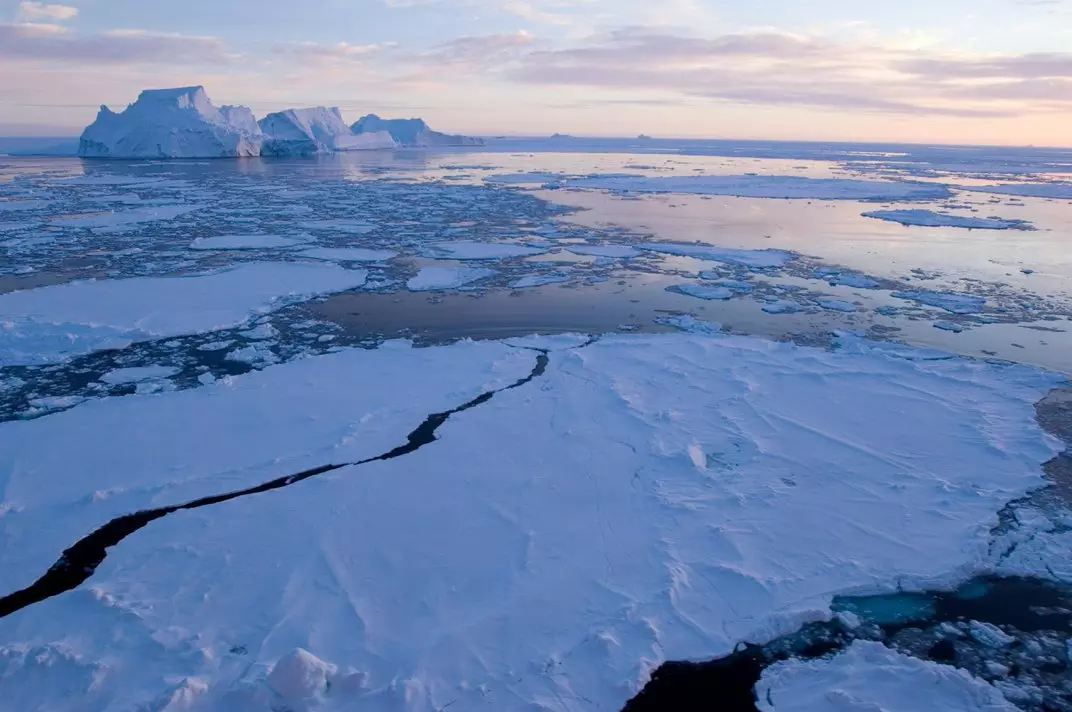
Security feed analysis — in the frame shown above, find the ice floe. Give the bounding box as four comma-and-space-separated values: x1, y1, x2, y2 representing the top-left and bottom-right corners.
565, 174, 953, 201
863, 209, 1033, 230
757, 641, 1017, 712
189, 234, 311, 250
298, 247, 397, 262
639, 242, 793, 268
892, 290, 987, 314
406, 266, 496, 291
426, 241, 547, 260
0, 332, 1060, 711
0, 263, 368, 365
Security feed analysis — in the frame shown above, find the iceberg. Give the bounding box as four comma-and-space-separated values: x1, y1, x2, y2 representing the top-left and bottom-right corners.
259, 107, 396, 156
78, 86, 263, 159
351, 114, 484, 147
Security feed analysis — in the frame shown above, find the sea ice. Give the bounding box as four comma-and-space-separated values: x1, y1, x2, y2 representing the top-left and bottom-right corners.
566, 174, 953, 201
189, 234, 311, 250
298, 248, 397, 262
639, 242, 793, 268
297, 220, 377, 235
763, 299, 808, 314
817, 298, 858, 312
757, 641, 1016, 712
406, 266, 496, 291
99, 366, 179, 385
510, 274, 571, 288
0, 332, 1060, 712
863, 209, 1033, 230
0, 263, 368, 365
427, 242, 547, 260
668, 283, 735, 300
566, 245, 642, 259
51, 205, 201, 229
963, 183, 1072, 200
892, 290, 987, 314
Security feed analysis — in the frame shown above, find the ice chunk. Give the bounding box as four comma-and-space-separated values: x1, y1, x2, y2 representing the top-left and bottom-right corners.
639, 242, 793, 268
0, 263, 368, 365
863, 209, 1033, 230
763, 299, 807, 314
351, 114, 483, 147
428, 242, 547, 260
818, 298, 857, 312
406, 266, 496, 291
266, 648, 337, 704
100, 366, 178, 385
969, 621, 1016, 647
668, 283, 734, 300
510, 274, 571, 289
189, 234, 310, 250
757, 641, 1017, 712
78, 86, 264, 159
892, 290, 986, 314
52, 205, 201, 229
298, 247, 396, 262
259, 107, 396, 156
566, 245, 642, 259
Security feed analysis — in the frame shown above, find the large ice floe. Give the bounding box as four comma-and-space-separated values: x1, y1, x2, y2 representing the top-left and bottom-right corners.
0, 331, 1061, 711
259, 107, 396, 156
351, 114, 484, 147
78, 86, 264, 159
757, 641, 1018, 712
862, 209, 1034, 230
523, 174, 954, 201
0, 263, 368, 365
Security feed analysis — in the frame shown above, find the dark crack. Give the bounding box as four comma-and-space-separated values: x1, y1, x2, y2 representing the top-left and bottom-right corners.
0, 350, 550, 619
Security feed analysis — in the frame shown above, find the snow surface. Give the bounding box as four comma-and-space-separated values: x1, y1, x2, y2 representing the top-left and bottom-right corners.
639, 242, 792, 268
298, 247, 397, 262
259, 107, 396, 156
351, 114, 483, 147
78, 86, 264, 159
0, 263, 368, 365
757, 641, 1017, 712
406, 266, 496, 291
189, 234, 311, 250
428, 241, 547, 260
863, 209, 1033, 230
565, 174, 953, 200
0, 332, 1060, 712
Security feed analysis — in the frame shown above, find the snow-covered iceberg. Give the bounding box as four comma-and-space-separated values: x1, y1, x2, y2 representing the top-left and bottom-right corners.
259, 107, 396, 156
351, 114, 484, 147
78, 86, 263, 159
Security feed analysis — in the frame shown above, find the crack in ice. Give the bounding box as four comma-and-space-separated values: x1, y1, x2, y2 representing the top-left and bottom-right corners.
0, 348, 553, 619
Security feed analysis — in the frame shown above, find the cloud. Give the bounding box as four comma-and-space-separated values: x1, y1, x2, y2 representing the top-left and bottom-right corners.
15, 2, 78, 22
496, 26, 1072, 117
383, 0, 571, 23
410, 30, 536, 72
0, 23, 233, 64
272, 41, 389, 65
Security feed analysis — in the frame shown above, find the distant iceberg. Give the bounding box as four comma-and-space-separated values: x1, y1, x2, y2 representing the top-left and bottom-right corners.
78, 86, 264, 159
351, 114, 484, 147
260, 107, 396, 156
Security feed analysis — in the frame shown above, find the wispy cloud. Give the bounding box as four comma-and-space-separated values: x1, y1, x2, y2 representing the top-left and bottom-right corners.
15, 2, 78, 22
0, 23, 234, 64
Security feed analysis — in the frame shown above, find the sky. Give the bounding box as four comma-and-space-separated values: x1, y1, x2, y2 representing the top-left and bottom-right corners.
1, 0, 1070, 145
